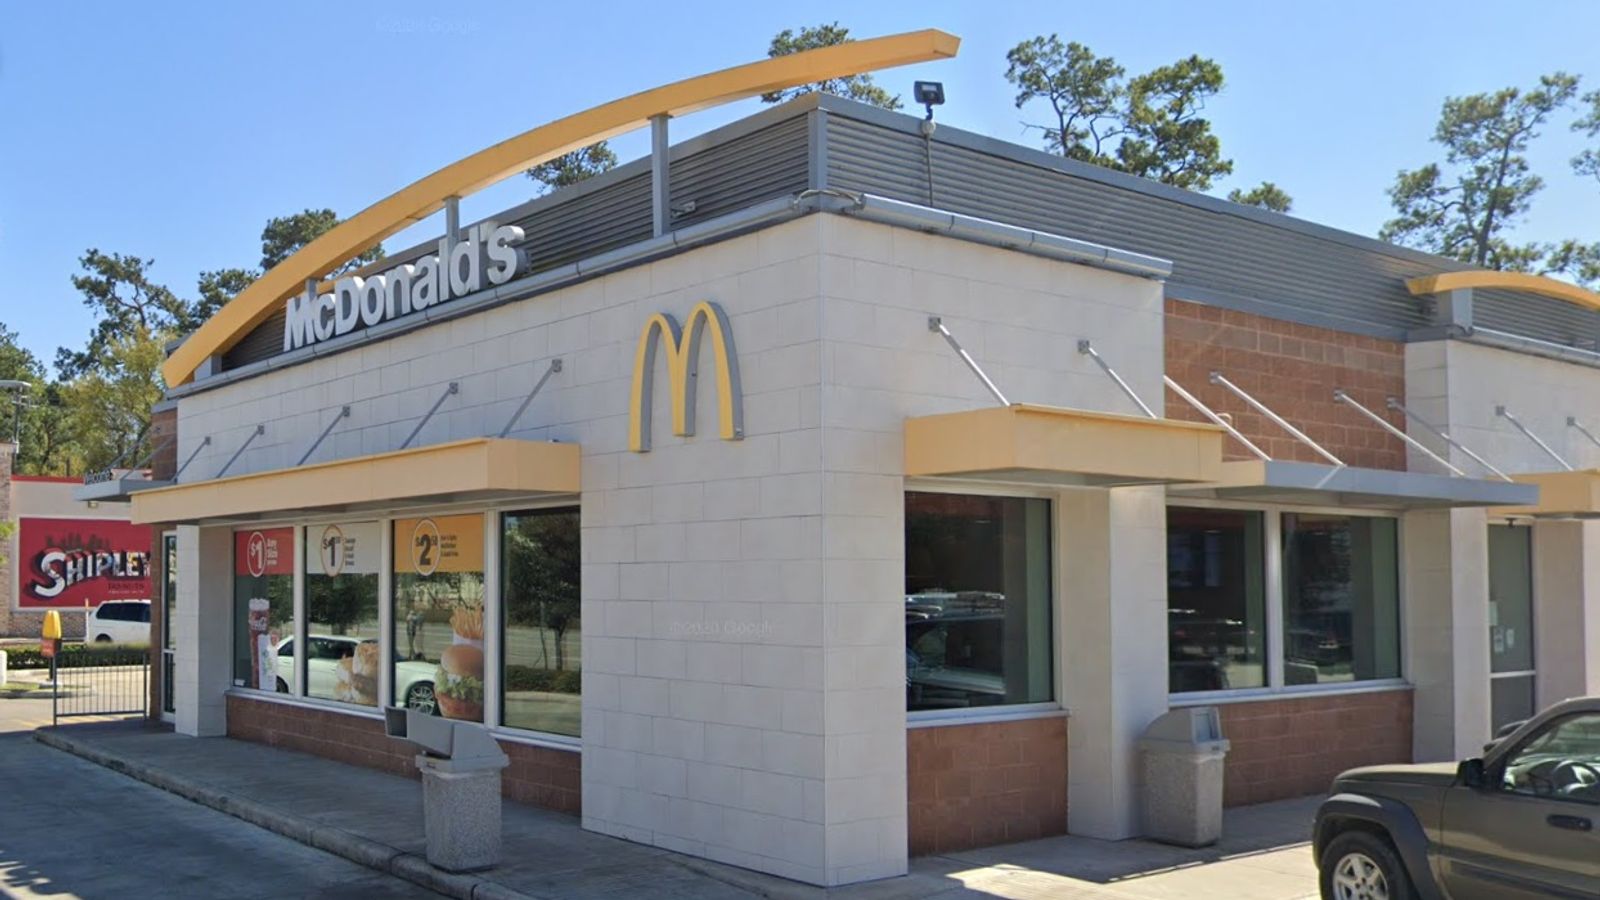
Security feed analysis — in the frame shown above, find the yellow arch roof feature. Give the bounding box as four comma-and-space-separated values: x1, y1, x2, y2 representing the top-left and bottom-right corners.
1406, 271, 1600, 312
164, 28, 961, 387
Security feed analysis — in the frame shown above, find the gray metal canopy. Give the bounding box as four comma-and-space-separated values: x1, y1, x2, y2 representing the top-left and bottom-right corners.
1168, 459, 1538, 510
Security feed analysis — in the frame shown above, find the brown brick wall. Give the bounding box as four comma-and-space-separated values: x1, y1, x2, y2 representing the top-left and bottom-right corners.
907, 716, 1068, 856
1217, 689, 1413, 807
1165, 299, 1407, 469
226, 693, 581, 814
147, 406, 178, 481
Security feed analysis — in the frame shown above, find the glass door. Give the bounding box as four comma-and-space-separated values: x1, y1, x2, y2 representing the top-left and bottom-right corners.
1487, 524, 1535, 731
161, 532, 177, 718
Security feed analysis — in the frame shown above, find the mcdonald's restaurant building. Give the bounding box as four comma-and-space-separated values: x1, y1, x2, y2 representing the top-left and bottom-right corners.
109, 82, 1600, 885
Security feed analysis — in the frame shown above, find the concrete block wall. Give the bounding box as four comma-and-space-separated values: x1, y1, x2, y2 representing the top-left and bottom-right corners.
1166, 299, 1406, 468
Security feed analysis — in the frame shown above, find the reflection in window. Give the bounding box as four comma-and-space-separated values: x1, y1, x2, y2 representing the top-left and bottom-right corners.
1500, 713, 1600, 803
393, 515, 485, 721
1167, 508, 1266, 692
232, 528, 294, 692
905, 492, 1052, 712
1282, 514, 1400, 685
304, 523, 382, 707
502, 508, 582, 736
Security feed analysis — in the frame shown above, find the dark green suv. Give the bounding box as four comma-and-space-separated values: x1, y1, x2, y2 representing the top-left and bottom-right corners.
1313, 696, 1599, 899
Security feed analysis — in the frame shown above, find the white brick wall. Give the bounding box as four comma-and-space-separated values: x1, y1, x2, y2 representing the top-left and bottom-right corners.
173, 213, 1169, 885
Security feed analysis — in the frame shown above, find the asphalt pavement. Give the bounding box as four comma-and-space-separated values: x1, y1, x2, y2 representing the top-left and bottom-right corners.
0, 706, 444, 900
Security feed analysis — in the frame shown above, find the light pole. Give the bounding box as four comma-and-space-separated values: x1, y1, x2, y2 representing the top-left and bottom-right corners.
0, 380, 28, 459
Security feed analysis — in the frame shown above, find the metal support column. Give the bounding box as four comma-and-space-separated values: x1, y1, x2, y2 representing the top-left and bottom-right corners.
1163, 376, 1271, 461
1497, 406, 1572, 471
1076, 340, 1156, 418
651, 114, 670, 237
1210, 371, 1344, 466
401, 383, 460, 450
928, 317, 1009, 407
1333, 390, 1464, 476
499, 359, 563, 437
1386, 398, 1511, 481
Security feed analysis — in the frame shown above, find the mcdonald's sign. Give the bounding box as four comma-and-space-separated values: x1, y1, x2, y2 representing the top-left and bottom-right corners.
629, 301, 743, 453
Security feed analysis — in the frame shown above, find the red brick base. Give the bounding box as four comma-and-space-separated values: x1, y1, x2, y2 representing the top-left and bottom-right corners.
226, 693, 581, 814
907, 716, 1068, 856
1216, 689, 1413, 807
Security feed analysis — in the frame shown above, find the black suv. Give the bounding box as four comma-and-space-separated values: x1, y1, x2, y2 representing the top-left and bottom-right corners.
1313, 696, 1599, 899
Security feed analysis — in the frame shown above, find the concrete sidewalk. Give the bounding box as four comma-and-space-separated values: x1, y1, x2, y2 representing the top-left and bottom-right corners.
35, 722, 1320, 900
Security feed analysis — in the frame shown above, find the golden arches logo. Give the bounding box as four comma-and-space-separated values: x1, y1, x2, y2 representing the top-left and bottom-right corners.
629, 301, 743, 453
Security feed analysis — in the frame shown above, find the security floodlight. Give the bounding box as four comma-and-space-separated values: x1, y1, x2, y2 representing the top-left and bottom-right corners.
0, 380, 28, 390
913, 81, 945, 120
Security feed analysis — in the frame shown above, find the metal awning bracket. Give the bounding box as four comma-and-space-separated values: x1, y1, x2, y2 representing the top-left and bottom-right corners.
1497, 405, 1572, 471
1567, 416, 1600, 452
928, 316, 1010, 407
1333, 390, 1464, 477
401, 382, 460, 450
1076, 340, 1156, 418
175, 436, 212, 480
298, 406, 352, 466
1209, 371, 1344, 467
499, 359, 563, 438
217, 426, 265, 478
1163, 375, 1270, 461
1386, 398, 1511, 482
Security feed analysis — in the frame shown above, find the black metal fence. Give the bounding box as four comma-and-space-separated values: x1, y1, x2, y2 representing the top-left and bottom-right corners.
52, 645, 149, 724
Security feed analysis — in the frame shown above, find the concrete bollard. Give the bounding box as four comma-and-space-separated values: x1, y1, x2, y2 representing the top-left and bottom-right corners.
0, 650, 7, 686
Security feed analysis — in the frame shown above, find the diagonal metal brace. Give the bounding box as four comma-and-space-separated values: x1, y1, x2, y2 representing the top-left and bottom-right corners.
500, 359, 562, 438
1077, 340, 1156, 418
298, 406, 351, 466
174, 436, 211, 479
217, 426, 265, 478
1210, 371, 1344, 467
402, 382, 459, 450
1164, 376, 1271, 461
1567, 417, 1600, 452
1497, 406, 1571, 471
1386, 399, 1510, 481
929, 316, 1009, 407
1333, 390, 1464, 476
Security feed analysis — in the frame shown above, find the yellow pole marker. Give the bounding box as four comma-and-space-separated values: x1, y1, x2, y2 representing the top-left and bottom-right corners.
164, 29, 961, 387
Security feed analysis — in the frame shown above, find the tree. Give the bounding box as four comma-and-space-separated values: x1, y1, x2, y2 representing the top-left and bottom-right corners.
505, 514, 579, 671
1006, 36, 1232, 190
0, 323, 69, 475
193, 268, 258, 325
1572, 87, 1600, 186
260, 208, 384, 273
760, 23, 903, 110
1116, 56, 1232, 190
1003, 37, 1126, 162
57, 326, 167, 474
526, 142, 618, 194
1380, 73, 1579, 271
1228, 181, 1293, 213
58, 251, 189, 378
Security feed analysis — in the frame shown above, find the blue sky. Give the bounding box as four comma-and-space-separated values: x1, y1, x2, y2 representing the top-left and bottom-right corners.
3, 1, 1597, 366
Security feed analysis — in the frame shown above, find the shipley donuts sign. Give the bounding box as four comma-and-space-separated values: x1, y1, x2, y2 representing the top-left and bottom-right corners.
17, 517, 153, 609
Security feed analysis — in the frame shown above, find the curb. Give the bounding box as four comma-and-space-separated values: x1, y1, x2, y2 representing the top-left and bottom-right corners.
33, 729, 541, 900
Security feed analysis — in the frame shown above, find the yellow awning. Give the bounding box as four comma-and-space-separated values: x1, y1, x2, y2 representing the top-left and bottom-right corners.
905, 404, 1224, 487
1495, 469, 1600, 518
130, 438, 579, 525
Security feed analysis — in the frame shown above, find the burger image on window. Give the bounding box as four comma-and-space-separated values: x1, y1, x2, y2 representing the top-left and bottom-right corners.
335, 641, 381, 706
436, 607, 485, 721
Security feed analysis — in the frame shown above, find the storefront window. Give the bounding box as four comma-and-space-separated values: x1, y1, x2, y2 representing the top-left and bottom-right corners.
1167, 508, 1266, 693
905, 492, 1052, 712
1282, 514, 1400, 685
501, 508, 581, 736
304, 522, 382, 706
393, 515, 485, 720
232, 528, 295, 692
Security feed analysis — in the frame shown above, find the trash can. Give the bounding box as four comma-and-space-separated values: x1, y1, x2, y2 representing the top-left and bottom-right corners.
385, 708, 510, 872
1139, 706, 1229, 847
